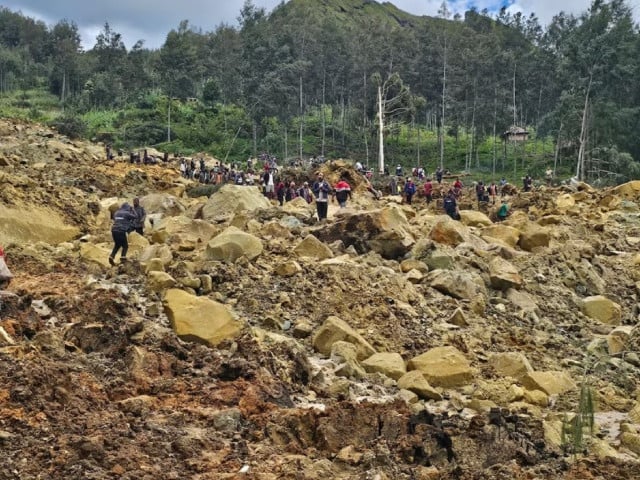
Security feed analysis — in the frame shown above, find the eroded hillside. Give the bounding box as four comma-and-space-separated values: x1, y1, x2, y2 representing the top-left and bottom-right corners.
1, 119, 640, 479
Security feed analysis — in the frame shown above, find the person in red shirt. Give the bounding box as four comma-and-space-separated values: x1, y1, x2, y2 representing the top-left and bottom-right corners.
423, 178, 433, 204
333, 177, 352, 208
453, 177, 463, 197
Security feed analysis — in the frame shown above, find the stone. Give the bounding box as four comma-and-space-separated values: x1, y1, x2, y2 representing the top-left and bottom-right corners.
447, 308, 468, 327
140, 193, 185, 216
274, 261, 302, 277
555, 194, 576, 210
400, 259, 429, 274
0, 204, 80, 245
458, 210, 493, 227
582, 295, 622, 325
202, 184, 271, 221
518, 225, 550, 251
426, 269, 486, 300
205, 226, 263, 263
398, 389, 419, 404
607, 326, 633, 355
151, 216, 218, 244
293, 235, 333, 260
361, 352, 407, 380
138, 244, 173, 266
428, 216, 469, 246
523, 389, 548, 407
312, 316, 376, 360
405, 269, 424, 284
408, 346, 473, 388
314, 206, 415, 259
163, 288, 244, 347
506, 288, 538, 313
423, 251, 455, 270
292, 318, 314, 338
489, 352, 533, 380
621, 432, 640, 455
147, 271, 177, 293
488, 257, 523, 290
480, 224, 521, 248
79, 243, 111, 268
397, 371, 442, 401
144, 258, 165, 273
331, 341, 366, 379
521, 371, 576, 396
629, 402, 640, 423
612, 180, 640, 199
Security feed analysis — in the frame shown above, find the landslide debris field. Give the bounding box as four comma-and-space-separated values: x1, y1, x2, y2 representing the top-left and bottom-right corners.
1, 118, 640, 480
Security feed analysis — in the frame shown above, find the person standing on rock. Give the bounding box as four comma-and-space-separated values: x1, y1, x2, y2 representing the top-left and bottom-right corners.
298, 182, 312, 204
497, 199, 510, 221
312, 172, 331, 221
423, 178, 433, 205
109, 203, 137, 266
333, 176, 352, 208
443, 191, 460, 220
404, 177, 416, 205
132, 198, 146, 235
0, 246, 13, 289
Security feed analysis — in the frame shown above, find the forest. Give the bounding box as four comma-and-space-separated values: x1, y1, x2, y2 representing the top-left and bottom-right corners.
0, 0, 639, 184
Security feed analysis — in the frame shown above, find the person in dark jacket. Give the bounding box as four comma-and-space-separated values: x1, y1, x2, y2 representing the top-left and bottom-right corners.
109, 203, 137, 266
132, 198, 146, 235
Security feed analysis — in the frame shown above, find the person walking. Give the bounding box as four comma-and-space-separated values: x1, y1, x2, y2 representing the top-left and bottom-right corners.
312, 172, 331, 221
132, 198, 146, 235
423, 178, 433, 205
109, 203, 137, 266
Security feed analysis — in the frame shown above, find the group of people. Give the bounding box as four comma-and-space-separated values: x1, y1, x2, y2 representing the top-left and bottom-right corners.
109, 198, 146, 266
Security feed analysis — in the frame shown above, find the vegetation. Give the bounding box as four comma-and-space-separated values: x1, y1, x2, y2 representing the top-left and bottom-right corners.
0, 0, 639, 184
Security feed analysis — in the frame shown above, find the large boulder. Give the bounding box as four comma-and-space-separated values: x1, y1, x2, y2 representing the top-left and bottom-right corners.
151, 216, 218, 245
408, 346, 474, 387
582, 295, 622, 325
331, 341, 366, 379
312, 316, 376, 360
459, 210, 493, 227
147, 271, 177, 293
314, 206, 414, 259
0, 205, 80, 245
612, 180, 640, 199
138, 244, 173, 266
489, 352, 533, 381
140, 193, 186, 216
293, 235, 334, 260
79, 243, 111, 268
428, 216, 469, 246
426, 269, 486, 300
361, 352, 407, 380
518, 225, 550, 251
163, 288, 244, 347
521, 371, 576, 395
397, 371, 442, 400
204, 226, 263, 262
488, 257, 523, 290
480, 224, 521, 248
202, 184, 271, 221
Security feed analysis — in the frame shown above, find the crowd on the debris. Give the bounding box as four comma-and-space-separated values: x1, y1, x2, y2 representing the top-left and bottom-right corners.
104, 144, 553, 263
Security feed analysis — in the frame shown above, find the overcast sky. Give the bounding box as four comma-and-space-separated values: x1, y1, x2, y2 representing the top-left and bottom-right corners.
2, 0, 638, 50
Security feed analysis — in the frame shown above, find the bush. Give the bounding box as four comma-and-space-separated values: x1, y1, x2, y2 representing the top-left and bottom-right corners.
49, 113, 86, 139
186, 184, 222, 198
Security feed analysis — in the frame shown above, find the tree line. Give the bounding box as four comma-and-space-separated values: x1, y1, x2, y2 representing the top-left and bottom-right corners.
0, 0, 638, 183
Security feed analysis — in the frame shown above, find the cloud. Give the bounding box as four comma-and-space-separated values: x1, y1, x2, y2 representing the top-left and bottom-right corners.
2, 0, 637, 50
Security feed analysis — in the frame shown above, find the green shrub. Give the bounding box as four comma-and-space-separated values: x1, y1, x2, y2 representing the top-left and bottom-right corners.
49, 113, 86, 139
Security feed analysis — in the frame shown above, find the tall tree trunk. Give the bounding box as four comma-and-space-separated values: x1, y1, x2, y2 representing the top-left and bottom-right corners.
492, 87, 498, 177
576, 73, 593, 181
440, 37, 447, 169
284, 125, 288, 161
512, 62, 517, 127
554, 121, 563, 177
298, 75, 303, 160
378, 85, 385, 174
321, 70, 326, 157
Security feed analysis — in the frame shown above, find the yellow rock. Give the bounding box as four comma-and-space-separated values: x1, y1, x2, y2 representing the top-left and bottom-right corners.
312, 316, 375, 360
480, 224, 521, 248
79, 243, 111, 268
489, 352, 533, 380
147, 271, 177, 293
397, 370, 442, 400
582, 295, 622, 325
163, 288, 244, 347
522, 371, 576, 395
0, 205, 80, 245
361, 352, 407, 380
294, 235, 333, 260
523, 389, 549, 406
458, 210, 493, 227
408, 346, 473, 387
205, 226, 263, 262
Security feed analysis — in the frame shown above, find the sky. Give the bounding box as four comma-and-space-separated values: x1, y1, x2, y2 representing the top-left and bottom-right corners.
2, 0, 638, 50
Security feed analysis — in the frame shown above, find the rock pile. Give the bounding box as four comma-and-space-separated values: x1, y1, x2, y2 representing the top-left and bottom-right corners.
1, 119, 640, 479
